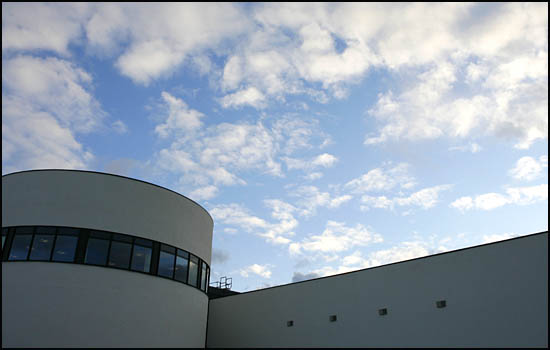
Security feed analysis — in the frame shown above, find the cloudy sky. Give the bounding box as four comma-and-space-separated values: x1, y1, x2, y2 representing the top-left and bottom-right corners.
2, 3, 548, 291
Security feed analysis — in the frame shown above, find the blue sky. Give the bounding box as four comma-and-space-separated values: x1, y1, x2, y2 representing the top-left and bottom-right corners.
2, 3, 548, 291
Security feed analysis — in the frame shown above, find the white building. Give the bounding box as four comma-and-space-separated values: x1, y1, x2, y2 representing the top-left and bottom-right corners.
2, 170, 548, 348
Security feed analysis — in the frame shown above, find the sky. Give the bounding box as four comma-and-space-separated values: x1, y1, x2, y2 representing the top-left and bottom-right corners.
2, 3, 548, 292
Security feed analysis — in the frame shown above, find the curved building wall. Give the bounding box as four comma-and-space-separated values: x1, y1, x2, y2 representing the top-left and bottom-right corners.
2, 170, 213, 264
2, 170, 213, 348
2, 262, 208, 347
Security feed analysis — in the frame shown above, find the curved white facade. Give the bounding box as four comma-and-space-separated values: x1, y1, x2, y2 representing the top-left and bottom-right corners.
2, 170, 213, 263
2, 170, 213, 348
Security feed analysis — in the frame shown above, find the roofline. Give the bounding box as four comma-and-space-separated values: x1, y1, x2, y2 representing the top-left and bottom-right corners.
213, 230, 548, 299
2, 169, 214, 225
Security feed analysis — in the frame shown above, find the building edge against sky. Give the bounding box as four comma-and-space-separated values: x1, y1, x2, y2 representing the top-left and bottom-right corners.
2, 170, 548, 348
207, 230, 548, 348
2, 170, 213, 347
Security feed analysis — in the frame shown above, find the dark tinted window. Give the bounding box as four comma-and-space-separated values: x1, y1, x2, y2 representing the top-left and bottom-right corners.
29, 234, 55, 260
108, 240, 131, 269
134, 238, 152, 247
175, 250, 189, 283
201, 262, 208, 291
85, 238, 110, 265
36, 226, 56, 234
189, 254, 199, 287
9, 233, 32, 260
16, 226, 34, 234
52, 235, 78, 262
58, 227, 79, 235
2, 228, 7, 249
131, 244, 152, 273
90, 230, 111, 240
112, 233, 133, 243
158, 244, 175, 278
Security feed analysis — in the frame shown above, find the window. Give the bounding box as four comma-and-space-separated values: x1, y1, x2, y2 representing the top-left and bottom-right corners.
29, 226, 56, 260
158, 244, 176, 278
8, 227, 34, 260
436, 300, 447, 308
287, 320, 294, 327
85, 231, 111, 266
200, 261, 208, 291
378, 308, 388, 316
52, 228, 79, 262
175, 249, 189, 283
108, 234, 132, 269
131, 238, 152, 273
188, 254, 199, 287
2, 227, 7, 250
329, 315, 337, 322
3, 225, 210, 294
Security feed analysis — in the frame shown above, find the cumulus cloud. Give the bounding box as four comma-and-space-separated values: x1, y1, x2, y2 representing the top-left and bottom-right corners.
290, 220, 382, 255
283, 153, 338, 180
220, 87, 266, 109
508, 156, 548, 181
240, 264, 273, 278
361, 185, 452, 212
154, 92, 330, 199
87, 3, 251, 85
2, 3, 90, 55
211, 200, 298, 246
155, 92, 204, 138
2, 56, 105, 173
290, 185, 352, 217
344, 162, 416, 194
450, 184, 548, 212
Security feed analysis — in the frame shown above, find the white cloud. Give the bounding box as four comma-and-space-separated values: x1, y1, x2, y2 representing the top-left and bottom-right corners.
87, 3, 251, 85
481, 233, 519, 244
189, 185, 219, 201
155, 92, 204, 138
2, 56, 104, 173
211, 200, 298, 246
344, 162, 416, 194
154, 95, 329, 199
210, 203, 268, 232
291, 221, 382, 254
508, 156, 548, 181
291, 186, 352, 217
220, 86, 267, 109
474, 193, 510, 210
450, 184, 548, 212
361, 185, 452, 212
2, 3, 90, 55
240, 264, 273, 278
449, 196, 474, 212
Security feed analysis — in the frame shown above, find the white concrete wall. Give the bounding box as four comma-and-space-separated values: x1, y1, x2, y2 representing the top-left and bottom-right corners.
2, 262, 208, 348
2, 170, 213, 263
207, 232, 548, 348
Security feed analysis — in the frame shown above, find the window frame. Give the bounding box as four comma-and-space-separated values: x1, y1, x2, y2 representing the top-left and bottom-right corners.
2, 225, 209, 295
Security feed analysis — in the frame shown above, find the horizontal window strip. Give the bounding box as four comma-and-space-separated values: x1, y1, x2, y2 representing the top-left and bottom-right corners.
2, 225, 209, 294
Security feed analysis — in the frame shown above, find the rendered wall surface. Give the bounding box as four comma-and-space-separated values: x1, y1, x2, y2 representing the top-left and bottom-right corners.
2, 262, 208, 348
2, 170, 213, 263
207, 232, 548, 348
2, 170, 213, 348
